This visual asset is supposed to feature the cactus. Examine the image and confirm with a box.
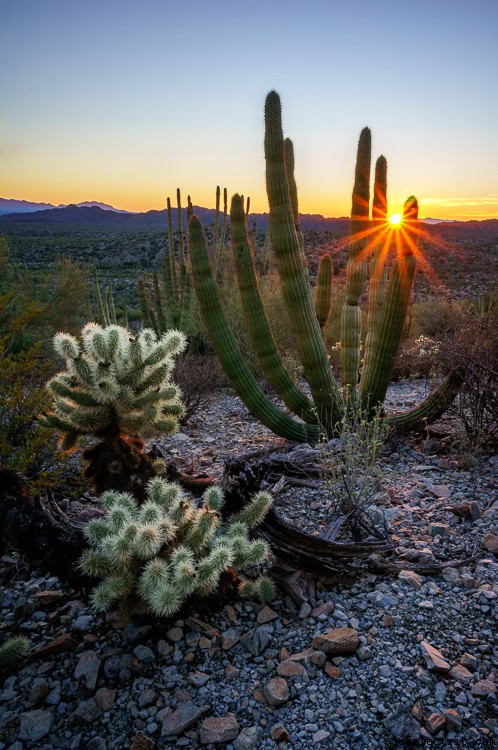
[0,636,30,671]
[188,91,462,439]
[314,253,333,333]
[80,477,274,616]
[40,323,186,496]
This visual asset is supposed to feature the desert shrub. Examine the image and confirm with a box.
[0,636,30,672]
[392,335,442,381]
[40,323,186,497]
[173,354,227,424]
[80,477,275,616]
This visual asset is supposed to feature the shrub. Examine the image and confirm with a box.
[173,355,227,424]
[80,477,275,616]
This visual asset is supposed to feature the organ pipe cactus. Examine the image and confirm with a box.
[189,91,463,439]
[80,477,275,616]
[40,323,186,496]
[314,253,333,333]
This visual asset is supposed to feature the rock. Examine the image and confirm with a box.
[221,628,240,650]
[73,697,102,723]
[72,614,94,632]
[34,590,64,606]
[398,570,424,590]
[74,650,101,690]
[234,726,259,750]
[427,484,451,499]
[27,678,50,705]
[263,677,290,706]
[429,522,452,537]
[277,660,308,679]
[425,713,446,735]
[483,533,498,554]
[270,723,290,742]
[420,641,451,672]
[471,680,497,697]
[188,671,210,687]
[450,664,473,684]
[240,626,272,656]
[278,571,315,605]
[325,664,341,679]
[94,688,116,711]
[313,730,331,742]
[257,605,278,624]
[460,653,478,671]
[444,709,462,731]
[18,709,53,741]
[28,633,77,660]
[200,715,239,744]
[161,701,207,736]
[129,732,156,750]
[167,627,184,642]
[133,645,155,663]
[311,628,359,656]
[384,705,421,741]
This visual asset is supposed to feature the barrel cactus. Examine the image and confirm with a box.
[80,477,275,616]
[40,323,186,496]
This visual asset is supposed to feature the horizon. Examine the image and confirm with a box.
[1,0,497,222]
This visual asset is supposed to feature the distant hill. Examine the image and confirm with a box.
[0,198,130,216]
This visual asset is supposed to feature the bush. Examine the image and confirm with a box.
[80,477,275,616]
[173,354,227,424]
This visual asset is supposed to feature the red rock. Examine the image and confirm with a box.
[200,715,239,744]
[449,664,473,684]
[263,677,290,706]
[257,605,278,624]
[483,533,498,554]
[161,701,207,736]
[471,680,497,696]
[460,653,478,671]
[270,723,290,742]
[28,634,77,661]
[324,664,341,679]
[425,713,446,735]
[420,641,451,672]
[277,660,307,679]
[311,628,359,656]
[398,570,424,590]
[95,688,116,711]
[166,627,184,642]
[34,591,64,606]
[129,732,155,750]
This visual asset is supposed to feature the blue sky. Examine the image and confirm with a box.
[1,0,497,218]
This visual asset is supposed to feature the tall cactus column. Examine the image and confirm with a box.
[264,91,342,429]
[340,127,371,397]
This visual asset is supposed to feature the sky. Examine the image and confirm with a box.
[1,0,497,220]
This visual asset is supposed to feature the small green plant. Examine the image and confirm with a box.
[0,636,30,671]
[321,400,390,540]
[40,323,186,497]
[80,478,275,616]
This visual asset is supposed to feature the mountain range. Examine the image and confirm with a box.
[0,198,130,216]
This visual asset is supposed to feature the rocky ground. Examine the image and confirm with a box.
[1,381,497,750]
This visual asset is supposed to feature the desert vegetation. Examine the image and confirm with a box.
[0,91,497,749]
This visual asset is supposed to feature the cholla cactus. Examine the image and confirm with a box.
[40,323,186,497]
[0,636,30,671]
[80,477,274,617]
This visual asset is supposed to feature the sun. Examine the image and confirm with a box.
[388,213,402,226]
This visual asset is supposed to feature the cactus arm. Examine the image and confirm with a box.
[314,253,333,332]
[137,278,154,331]
[284,138,299,232]
[360,197,419,412]
[152,272,167,332]
[340,127,372,393]
[264,91,342,428]
[166,197,179,323]
[213,185,221,258]
[360,155,391,400]
[189,214,320,442]
[385,369,464,432]
[230,194,317,424]
[177,188,186,282]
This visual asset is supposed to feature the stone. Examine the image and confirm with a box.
[161,701,207,736]
[277,660,307,679]
[278,571,315,606]
[429,522,452,537]
[188,671,210,687]
[27,678,50,705]
[34,590,64,606]
[167,627,184,642]
[313,730,331,742]
[384,705,421,741]
[420,641,451,672]
[72,614,94,632]
[443,709,462,731]
[398,570,424,590]
[234,726,259,750]
[200,715,240,744]
[483,533,498,554]
[129,733,156,750]
[270,723,290,742]
[311,628,359,656]
[425,713,446,735]
[221,628,240,650]
[257,605,278,624]
[460,653,478,671]
[471,680,497,696]
[427,484,451,499]
[263,677,290,706]
[449,664,473,684]
[74,650,101,690]
[240,626,271,656]
[18,709,54,741]
[73,697,102,723]
[133,645,155,663]
[224,665,240,680]
[29,633,77,660]
[94,688,116,711]
[325,664,341,679]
